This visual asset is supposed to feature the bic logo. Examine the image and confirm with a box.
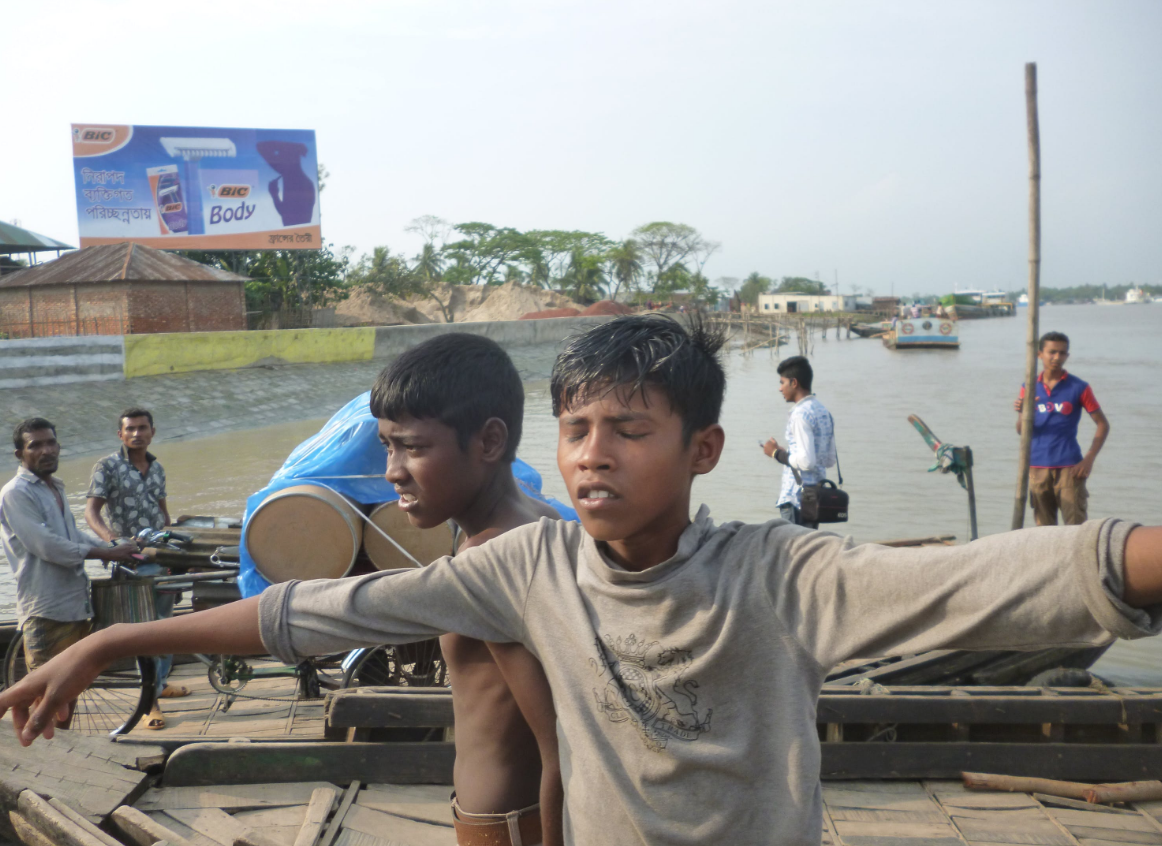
[74,127,116,143]
[210,184,252,199]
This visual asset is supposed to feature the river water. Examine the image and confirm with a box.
[3,305,1160,682]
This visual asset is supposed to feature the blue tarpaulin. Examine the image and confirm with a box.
[239,392,577,597]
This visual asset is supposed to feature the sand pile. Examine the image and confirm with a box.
[581,300,634,316]
[336,282,582,326]
[520,307,581,320]
[335,289,435,326]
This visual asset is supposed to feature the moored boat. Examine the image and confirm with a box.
[883,317,959,350]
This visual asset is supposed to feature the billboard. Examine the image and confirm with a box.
[72,124,321,250]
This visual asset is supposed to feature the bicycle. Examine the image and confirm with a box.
[2,562,157,739]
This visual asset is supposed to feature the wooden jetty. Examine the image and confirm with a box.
[5,684,1162,844]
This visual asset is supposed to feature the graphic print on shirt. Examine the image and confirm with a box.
[590,633,712,752]
[1038,401,1074,415]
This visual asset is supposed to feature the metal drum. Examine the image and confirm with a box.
[363,501,455,570]
[246,484,363,583]
[91,577,158,630]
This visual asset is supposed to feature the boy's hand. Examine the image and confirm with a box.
[763,438,780,458]
[0,639,106,745]
[1013,397,1023,413]
[1071,456,1096,480]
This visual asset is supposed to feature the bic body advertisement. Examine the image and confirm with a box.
[72,124,321,250]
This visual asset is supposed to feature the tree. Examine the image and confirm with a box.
[738,272,771,306]
[560,248,606,302]
[525,230,613,292]
[442,223,536,286]
[775,276,829,295]
[414,242,443,284]
[632,222,716,293]
[605,239,643,301]
[346,247,424,299]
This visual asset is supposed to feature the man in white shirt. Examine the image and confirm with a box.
[762,355,837,528]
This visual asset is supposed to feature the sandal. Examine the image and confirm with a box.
[144,714,166,730]
[159,685,191,699]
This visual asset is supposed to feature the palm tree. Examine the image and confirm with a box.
[562,248,606,303]
[414,242,443,283]
[606,239,642,301]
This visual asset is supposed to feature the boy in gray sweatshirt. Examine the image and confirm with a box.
[2,315,1161,846]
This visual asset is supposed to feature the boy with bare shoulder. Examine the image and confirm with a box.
[368,334,562,846]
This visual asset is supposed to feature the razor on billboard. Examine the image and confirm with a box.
[72,124,321,250]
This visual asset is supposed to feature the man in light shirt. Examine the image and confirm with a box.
[0,418,138,699]
[762,355,837,528]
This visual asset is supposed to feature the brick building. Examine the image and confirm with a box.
[0,243,247,338]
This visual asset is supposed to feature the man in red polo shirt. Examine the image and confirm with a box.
[1015,331,1111,525]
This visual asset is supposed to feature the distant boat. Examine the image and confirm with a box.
[1017,293,1028,306]
[1125,286,1151,305]
[883,317,959,350]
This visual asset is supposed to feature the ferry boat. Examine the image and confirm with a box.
[883,317,959,350]
[1125,285,1151,305]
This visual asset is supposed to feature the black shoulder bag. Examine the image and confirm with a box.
[798,415,848,524]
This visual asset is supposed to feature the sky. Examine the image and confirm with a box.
[4,0,1160,296]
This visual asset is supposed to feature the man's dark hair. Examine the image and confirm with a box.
[1039,331,1069,351]
[369,333,524,462]
[776,355,813,393]
[13,418,55,452]
[119,408,154,429]
[550,314,727,442]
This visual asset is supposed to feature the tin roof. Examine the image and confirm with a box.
[0,243,248,288]
[0,221,74,254]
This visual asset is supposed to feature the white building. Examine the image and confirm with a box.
[756,293,856,314]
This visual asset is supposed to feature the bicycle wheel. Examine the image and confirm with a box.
[341,638,449,689]
[3,630,155,737]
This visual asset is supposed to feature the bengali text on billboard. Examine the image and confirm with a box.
[72,124,321,250]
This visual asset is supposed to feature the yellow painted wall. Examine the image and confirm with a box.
[123,328,375,378]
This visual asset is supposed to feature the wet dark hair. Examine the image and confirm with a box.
[550,314,726,442]
[119,408,154,429]
[13,418,55,452]
[776,355,813,393]
[1039,331,1069,351]
[369,333,524,462]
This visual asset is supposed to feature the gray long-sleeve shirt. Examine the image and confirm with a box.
[1,468,98,625]
[259,509,1153,846]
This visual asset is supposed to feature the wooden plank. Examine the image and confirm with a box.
[821,744,1162,781]
[167,807,283,846]
[154,812,226,846]
[136,783,342,812]
[9,811,57,846]
[341,804,455,846]
[334,832,393,846]
[16,791,111,846]
[0,729,155,825]
[318,781,360,846]
[47,798,126,846]
[111,805,202,846]
[357,785,452,827]
[816,693,1162,725]
[233,806,308,828]
[163,742,456,787]
[1034,796,1140,816]
[295,788,339,846]
[325,689,455,729]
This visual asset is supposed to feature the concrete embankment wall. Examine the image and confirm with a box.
[0,336,125,390]
[0,317,607,459]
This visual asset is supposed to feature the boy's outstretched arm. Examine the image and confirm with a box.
[0,597,263,746]
[1123,527,1162,607]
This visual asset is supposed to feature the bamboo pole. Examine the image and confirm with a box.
[1011,62,1042,530]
